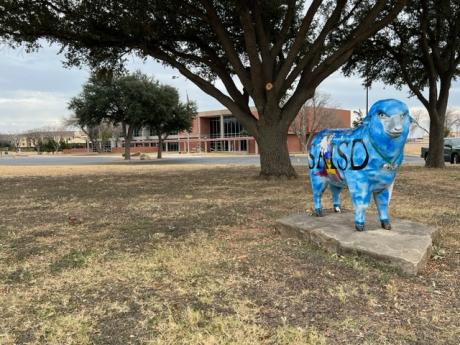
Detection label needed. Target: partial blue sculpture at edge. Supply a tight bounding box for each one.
[308,99,414,231]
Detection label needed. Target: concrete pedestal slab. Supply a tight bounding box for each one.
[276,211,438,275]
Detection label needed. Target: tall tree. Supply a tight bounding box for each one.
[116,73,196,159]
[0,0,407,177]
[143,85,197,159]
[69,72,195,159]
[69,73,150,160]
[344,0,460,168]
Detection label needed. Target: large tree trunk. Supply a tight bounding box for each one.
[124,126,133,161]
[425,112,445,168]
[257,124,297,179]
[124,138,131,160]
[157,136,163,159]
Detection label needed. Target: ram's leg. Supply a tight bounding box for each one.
[310,175,327,217]
[373,187,392,230]
[348,183,371,231]
[329,184,343,213]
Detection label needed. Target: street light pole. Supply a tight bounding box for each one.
[366,85,369,116]
[173,75,192,153]
[365,64,371,116]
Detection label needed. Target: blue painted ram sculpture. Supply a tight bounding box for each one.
[308,99,414,231]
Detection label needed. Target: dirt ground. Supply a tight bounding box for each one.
[0,164,458,345]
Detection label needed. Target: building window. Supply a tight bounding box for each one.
[224,116,243,137]
[163,142,179,151]
[168,142,179,151]
[210,117,221,138]
[133,127,142,137]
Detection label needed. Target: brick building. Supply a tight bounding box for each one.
[110,106,351,154]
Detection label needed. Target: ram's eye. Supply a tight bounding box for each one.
[378,112,386,118]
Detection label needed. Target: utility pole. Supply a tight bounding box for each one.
[366,85,369,116]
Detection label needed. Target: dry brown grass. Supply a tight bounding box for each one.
[0,164,459,344]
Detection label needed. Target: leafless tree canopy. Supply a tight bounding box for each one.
[445,108,460,135]
[291,92,343,153]
[64,115,121,152]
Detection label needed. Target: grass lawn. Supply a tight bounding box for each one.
[0,164,459,345]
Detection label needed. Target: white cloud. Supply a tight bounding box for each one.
[0,91,71,132]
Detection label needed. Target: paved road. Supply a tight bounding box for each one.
[0,155,122,166]
[124,154,425,166]
[0,154,425,166]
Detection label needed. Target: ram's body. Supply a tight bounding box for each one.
[308,99,412,231]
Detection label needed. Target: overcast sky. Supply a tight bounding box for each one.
[1,43,459,133]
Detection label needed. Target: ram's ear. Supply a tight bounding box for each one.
[362,115,371,125]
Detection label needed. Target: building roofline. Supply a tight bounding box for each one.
[196,105,351,118]
[197,106,258,118]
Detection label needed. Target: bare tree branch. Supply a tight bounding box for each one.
[199,0,252,92]
[270,0,297,59]
[273,0,324,92]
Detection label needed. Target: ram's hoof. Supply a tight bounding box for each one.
[381,221,391,230]
[355,224,365,232]
[333,206,341,213]
[314,209,323,217]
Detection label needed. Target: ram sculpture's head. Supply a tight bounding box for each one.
[365,99,413,141]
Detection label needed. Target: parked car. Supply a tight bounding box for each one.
[421,138,460,164]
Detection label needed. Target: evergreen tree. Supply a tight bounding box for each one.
[69,72,196,159]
